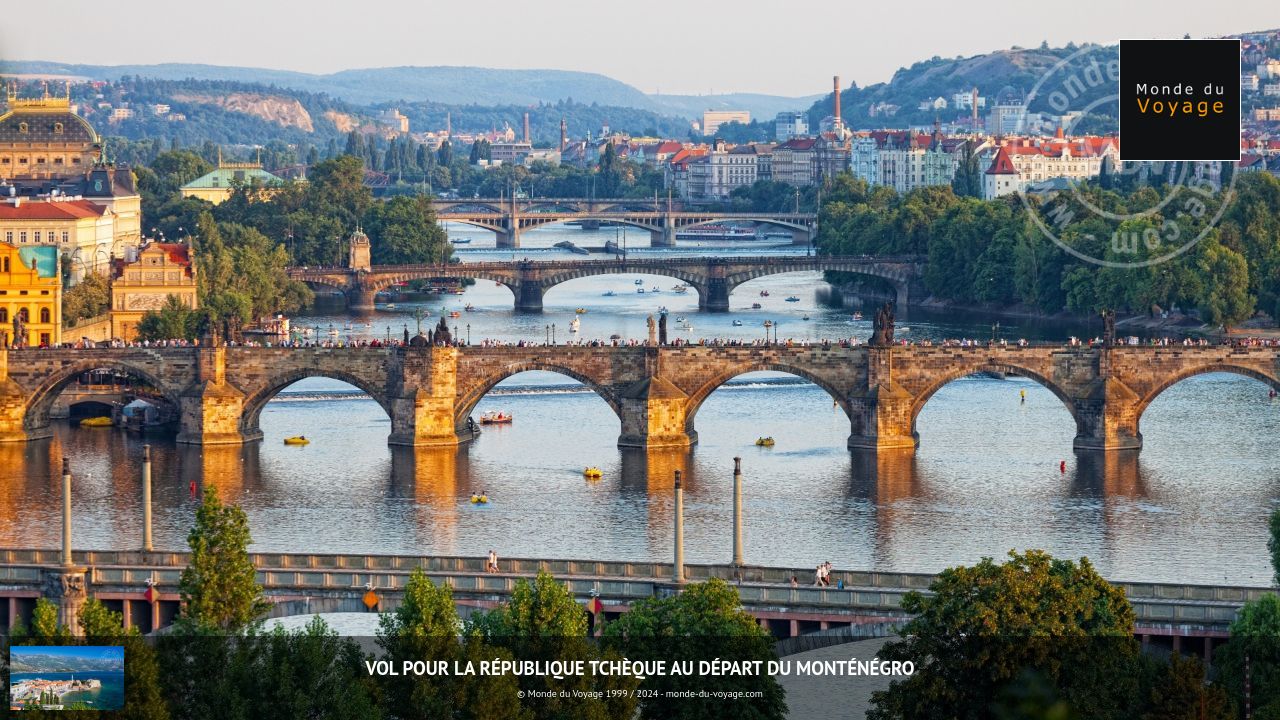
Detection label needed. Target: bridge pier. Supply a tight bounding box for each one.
[618,377,697,449]
[389,347,470,447]
[346,287,378,311]
[176,346,249,446]
[514,283,545,313]
[1071,377,1143,452]
[651,225,677,248]
[0,349,29,442]
[791,228,813,246]
[699,279,731,312]
[846,380,918,452]
[496,226,521,249]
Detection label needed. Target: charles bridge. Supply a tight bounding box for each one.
[428,196,818,249]
[287,255,921,312]
[1,343,1277,453]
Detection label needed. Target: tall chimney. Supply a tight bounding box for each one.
[523,113,530,144]
[833,75,842,128]
[559,117,567,152]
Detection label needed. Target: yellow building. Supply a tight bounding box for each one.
[0,197,116,280]
[109,242,197,341]
[0,241,61,347]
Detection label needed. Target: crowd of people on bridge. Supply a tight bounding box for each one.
[17,332,1280,352]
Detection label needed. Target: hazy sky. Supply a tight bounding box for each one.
[1,1,1275,96]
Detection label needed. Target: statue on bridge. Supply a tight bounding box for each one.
[434,317,453,346]
[658,314,668,346]
[870,302,895,346]
[1102,309,1116,347]
[647,315,657,346]
[11,311,27,349]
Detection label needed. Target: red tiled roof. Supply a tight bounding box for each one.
[0,198,105,220]
[985,146,1018,175]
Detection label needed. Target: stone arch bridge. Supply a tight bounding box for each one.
[289,255,922,311]
[1,344,1275,453]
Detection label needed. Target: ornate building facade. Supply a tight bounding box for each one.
[109,242,197,341]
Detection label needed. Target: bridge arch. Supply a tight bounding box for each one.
[1135,363,1280,422]
[453,363,622,432]
[23,359,182,432]
[239,369,394,441]
[682,363,852,434]
[908,363,1079,437]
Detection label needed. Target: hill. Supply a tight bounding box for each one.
[1,60,660,109]
[808,43,1119,130]
[2,60,823,122]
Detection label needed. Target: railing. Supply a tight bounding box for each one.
[0,549,1267,613]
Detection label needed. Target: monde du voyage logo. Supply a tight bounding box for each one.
[1021,39,1241,269]
[1120,38,1241,162]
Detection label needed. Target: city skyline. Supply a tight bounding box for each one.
[0,0,1275,97]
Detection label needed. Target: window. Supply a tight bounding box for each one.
[39,333,49,346]
[61,231,68,244]
[53,122,63,134]
[19,232,27,243]
[0,309,6,322]
[1,257,6,272]
[33,232,40,243]
[4,231,10,243]
[17,122,27,134]
[39,308,50,323]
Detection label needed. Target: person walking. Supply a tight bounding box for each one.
[487,549,499,574]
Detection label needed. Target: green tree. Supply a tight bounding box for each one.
[62,271,110,326]
[1270,508,1280,587]
[136,295,202,341]
[468,571,637,720]
[869,550,1141,720]
[377,569,529,720]
[362,195,451,265]
[1141,653,1231,720]
[176,486,270,632]
[1216,593,1280,716]
[604,578,787,720]
[1195,237,1255,329]
[951,141,983,198]
[79,599,171,720]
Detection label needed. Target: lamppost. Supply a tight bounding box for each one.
[545,324,550,345]
[552,323,556,345]
[466,324,471,345]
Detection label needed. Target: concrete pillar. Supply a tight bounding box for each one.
[0,348,29,443]
[790,619,800,637]
[346,286,378,311]
[652,217,677,248]
[1072,376,1143,452]
[177,346,247,445]
[142,445,153,552]
[44,567,88,636]
[122,599,132,630]
[513,283,545,313]
[62,458,72,566]
[388,347,463,447]
[790,228,812,246]
[732,457,745,567]
[699,278,731,312]
[496,224,521,248]
[673,470,684,584]
[618,375,695,449]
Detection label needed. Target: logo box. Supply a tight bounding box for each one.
[1119,39,1241,162]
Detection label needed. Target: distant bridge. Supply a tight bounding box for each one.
[288,255,922,311]
[431,197,817,248]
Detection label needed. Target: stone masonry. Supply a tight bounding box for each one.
[0,345,1276,452]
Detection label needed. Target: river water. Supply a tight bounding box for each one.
[1,225,1277,586]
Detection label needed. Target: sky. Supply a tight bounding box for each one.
[0,1,1276,96]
